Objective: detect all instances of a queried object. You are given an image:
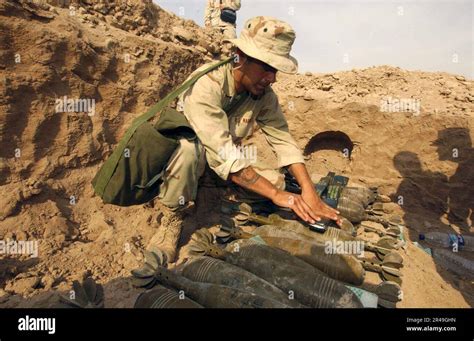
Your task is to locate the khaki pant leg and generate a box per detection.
[220,25,237,39]
[158,138,206,209]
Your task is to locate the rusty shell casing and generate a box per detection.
[255,214,355,243]
[134,285,203,308]
[180,256,304,308]
[339,217,357,236]
[341,186,377,207]
[260,216,357,244]
[252,226,365,285]
[154,266,291,308]
[221,239,363,308]
[336,196,367,223]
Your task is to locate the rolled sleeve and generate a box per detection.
[182,75,250,180]
[257,91,305,168]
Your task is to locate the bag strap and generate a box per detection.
[94,57,233,196]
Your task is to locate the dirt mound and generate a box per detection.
[0,0,217,307]
[0,0,472,308]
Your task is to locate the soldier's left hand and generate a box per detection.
[301,189,342,226]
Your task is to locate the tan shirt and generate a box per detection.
[178,61,305,180]
[204,0,241,28]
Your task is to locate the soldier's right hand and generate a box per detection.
[270,190,317,224]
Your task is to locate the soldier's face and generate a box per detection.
[241,57,277,96]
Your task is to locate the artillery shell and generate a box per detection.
[180,256,305,307]
[222,239,363,308]
[134,285,203,308]
[251,225,365,285]
[341,186,377,207]
[337,196,367,223]
[154,265,291,308]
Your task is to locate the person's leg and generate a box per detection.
[221,24,237,39]
[219,25,236,56]
[158,138,206,209]
[148,138,206,263]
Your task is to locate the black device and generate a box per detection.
[220,8,236,24]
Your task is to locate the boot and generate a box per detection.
[147,203,192,263]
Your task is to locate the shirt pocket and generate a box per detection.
[232,111,256,138]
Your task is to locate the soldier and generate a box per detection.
[204,0,241,39]
[149,16,341,263]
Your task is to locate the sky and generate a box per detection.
[154,0,473,79]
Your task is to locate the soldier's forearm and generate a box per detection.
[288,163,314,192]
[229,166,278,200]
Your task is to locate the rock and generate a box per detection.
[172,27,193,42]
[55,282,70,292]
[132,47,144,57]
[87,212,114,241]
[104,14,114,25]
[43,216,71,245]
[48,6,59,15]
[105,38,118,50]
[4,231,14,240]
[6,276,41,295]
[0,289,10,304]
[382,202,401,214]
[377,194,392,203]
[15,230,28,241]
[455,75,466,81]
[0,190,20,220]
[195,46,207,54]
[439,89,451,96]
[305,72,312,77]
[303,92,314,101]
[319,83,333,91]
[19,186,42,201]
[93,3,108,15]
[31,292,62,308]
[41,274,57,290]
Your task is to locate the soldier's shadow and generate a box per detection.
[431,128,474,231]
[392,127,474,306]
[392,151,450,234]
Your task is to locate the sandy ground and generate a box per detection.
[0,0,473,308]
